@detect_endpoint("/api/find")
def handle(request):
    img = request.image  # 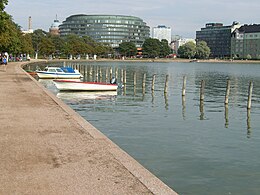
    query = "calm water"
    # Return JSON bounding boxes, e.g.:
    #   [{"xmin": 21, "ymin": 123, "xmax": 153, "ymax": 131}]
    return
[{"xmin": 29, "ymin": 61, "xmax": 260, "ymax": 195}]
